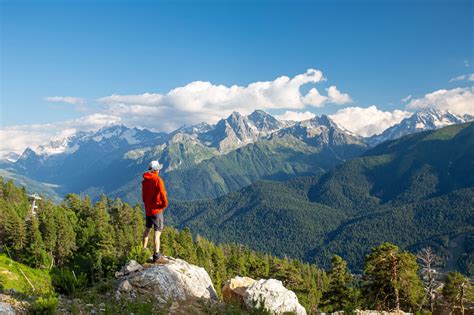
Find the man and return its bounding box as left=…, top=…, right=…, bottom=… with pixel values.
left=142, top=160, right=169, bottom=262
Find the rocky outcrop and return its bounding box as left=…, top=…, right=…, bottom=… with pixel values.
left=115, top=258, right=218, bottom=304
left=222, top=276, right=306, bottom=315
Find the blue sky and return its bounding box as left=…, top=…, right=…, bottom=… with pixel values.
left=0, top=0, right=473, bottom=153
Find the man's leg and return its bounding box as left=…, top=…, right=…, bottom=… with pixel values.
left=154, top=230, right=161, bottom=254
left=143, top=227, right=151, bottom=249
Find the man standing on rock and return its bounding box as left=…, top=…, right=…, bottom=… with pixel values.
left=142, top=160, right=169, bottom=262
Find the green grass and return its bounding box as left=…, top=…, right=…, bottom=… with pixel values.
left=0, top=253, right=53, bottom=295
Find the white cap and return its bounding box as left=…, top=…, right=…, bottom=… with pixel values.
left=148, top=160, right=163, bottom=171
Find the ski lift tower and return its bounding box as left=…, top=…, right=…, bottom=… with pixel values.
left=28, top=193, right=42, bottom=216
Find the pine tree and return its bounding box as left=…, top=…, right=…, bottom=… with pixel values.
left=363, top=242, right=423, bottom=311
left=110, top=198, right=143, bottom=257
left=321, top=255, right=358, bottom=312
left=175, top=227, right=197, bottom=264
left=0, top=201, right=27, bottom=254
left=24, top=216, right=50, bottom=268
left=38, top=200, right=57, bottom=267
left=54, top=204, right=77, bottom=266
left=442, top=271, right=473, bottom=315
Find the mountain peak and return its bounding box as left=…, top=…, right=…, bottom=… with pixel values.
left=368, top=108, right=465, bottom=145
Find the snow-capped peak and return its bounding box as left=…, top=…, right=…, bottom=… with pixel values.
left=368, top=108, right=466, bottom=145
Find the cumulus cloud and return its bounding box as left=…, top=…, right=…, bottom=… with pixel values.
left=329, top=105, right=412, bottom=137
left=406, top=86, right=474, bottom=115
left=97, top=69, right=351, bottom=130
left=302, top=88, right=328, bottom=107
left=275, top=111, right=316, bottom=121
left=0, top=114, right=121, bottom=156
left=326, top=86, right=352, bottom=104
left=3, top=69, right=354, bottom=156
left=45, top=96, right=86, bottom=105
left=449, top=73, right=474, bottom=82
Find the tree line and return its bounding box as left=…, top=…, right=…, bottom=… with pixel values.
left=0, top=178, right=472, bottom=313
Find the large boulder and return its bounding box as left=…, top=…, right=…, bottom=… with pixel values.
left=222, top=276, right=306, bottom=315
left=222, top=276, right=256, bottom=306
left=116, top=257, right=218, bottom=304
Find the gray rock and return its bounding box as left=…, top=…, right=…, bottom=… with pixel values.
left=116, top=257, right=218, bottom=303
left=117, top=280, right=132, bottom=292
left=244, top=279, right=306, bottom=315
left=0, top=302, right=15, bottom=315
left=115, top=260, right=144, bottom=278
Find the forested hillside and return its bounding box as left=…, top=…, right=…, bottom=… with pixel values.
left=167, top=123, right=474, bottom=272
left=115, top=134, right=364, bottom=203
left=2, top=178, right=472, bottom=314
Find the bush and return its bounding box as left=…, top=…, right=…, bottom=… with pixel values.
left=30, top=295, right=58, bottom=314
left=127, top=245, right=150, bottom=265
left=51, top=267, right=87, bottom=296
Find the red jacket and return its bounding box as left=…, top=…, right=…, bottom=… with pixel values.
left=142, top=171, right=168, bottom=216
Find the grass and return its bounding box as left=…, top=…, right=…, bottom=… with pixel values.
left=0, top=253, right=53, bottom=295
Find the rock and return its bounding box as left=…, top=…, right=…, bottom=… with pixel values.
left=0, top=302, right=15, bottom=315
left=117, top=280, right=132, bottom=292
left=222, top=276, right=306, bottom=315
left=115, top=260, right=144, bottom=278
left=116, top=257, right=218, bottom=303
left=222, top=276, right=256, bottom=306
left=246, top=279, right=306, bottom=315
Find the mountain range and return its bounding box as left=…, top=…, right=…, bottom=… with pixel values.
left=1, top=110, right=366, bottom=201
left=0, top=109, right=472, bottom=272
left=1, top=108, right=469, bottom=202
left=167, top=122, right=474, bottom=272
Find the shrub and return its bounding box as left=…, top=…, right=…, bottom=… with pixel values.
left=30, top=295, right=58, bottom=314
left=127, top=245, right=150, bottom=265
left=51, top=267, right=87, bottom=296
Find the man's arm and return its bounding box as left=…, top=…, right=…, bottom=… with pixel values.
left=157, top=177, right=169, bottom=209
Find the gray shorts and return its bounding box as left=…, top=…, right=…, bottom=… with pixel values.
left=145, top=212, right=164, bottom=231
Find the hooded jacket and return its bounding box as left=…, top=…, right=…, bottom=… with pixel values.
left=142, top=171, right=168, bottom=216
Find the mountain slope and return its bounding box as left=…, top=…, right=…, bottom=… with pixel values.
left=114, top=117, right=367, bottom=202
left=166, top=123, right=474, bottom=271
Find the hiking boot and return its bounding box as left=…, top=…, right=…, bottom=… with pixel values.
left=152, top=253, right=168, bottom=264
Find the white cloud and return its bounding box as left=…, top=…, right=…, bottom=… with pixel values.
left=406, top=86, right=474, bottom=115
left=449, top=73, right=474, bottom=82
left=401, top=94, right=412, bottom=103
left=97, top=69, right=351, bottom=130
left=3, top=69, right=353, bottom=156
left=0, top=114, right=121, bottom=156
left=44, top=96, right=86, bottom=105
left=329, top=105, right=412, bottom=137
left=302, top=88, right=327, bottom=107
left=275, top=111, right=316, bottom=121
left=326, top=86, right=352, bottom=104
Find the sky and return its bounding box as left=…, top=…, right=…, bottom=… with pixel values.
left=1, top=0, right=473, bottom=155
